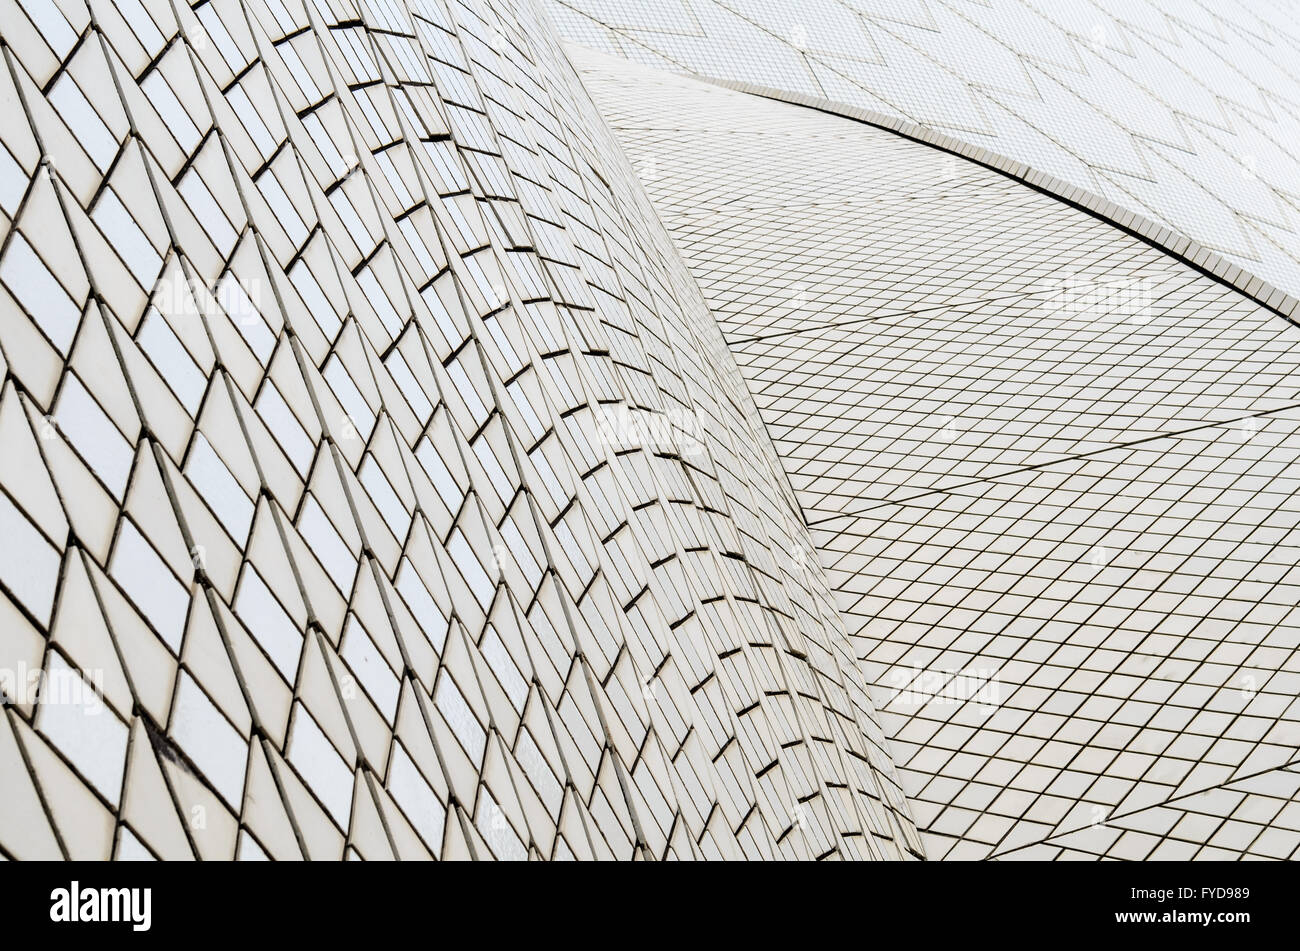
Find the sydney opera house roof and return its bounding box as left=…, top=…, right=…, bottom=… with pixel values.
left=0, top=0, right=1298, bottom=862
left=548, top=0, right=1300, bottom=309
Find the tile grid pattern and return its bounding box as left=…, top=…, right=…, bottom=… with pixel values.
left=542, top=0, right=1300, bottom=312
left=575, top=51, right=1300, bottom=860
left=0, top=0, right=920, bottom=860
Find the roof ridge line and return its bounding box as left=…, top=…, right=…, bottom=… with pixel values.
left=692, top=74, right=1300, bottom=330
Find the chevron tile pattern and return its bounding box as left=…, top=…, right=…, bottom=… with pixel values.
left=5, top=0, right=1298, bottom=864
left=0, top=0, right=921, bottom=860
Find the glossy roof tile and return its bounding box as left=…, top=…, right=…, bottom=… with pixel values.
left=574, top=48, right=1300, bottom=859
left=0, top=0, right=919, bottom=860
left=544, top=0, right=1300, bottom=301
